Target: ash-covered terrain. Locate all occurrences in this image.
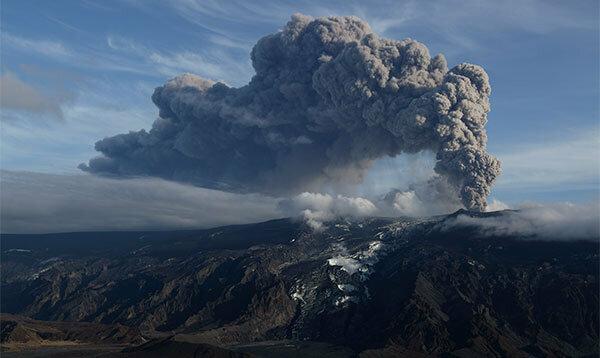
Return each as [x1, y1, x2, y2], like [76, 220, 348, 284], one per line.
[1, 210, 598, 357]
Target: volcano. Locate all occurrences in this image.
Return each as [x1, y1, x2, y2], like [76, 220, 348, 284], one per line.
[1, 210, 598, 357]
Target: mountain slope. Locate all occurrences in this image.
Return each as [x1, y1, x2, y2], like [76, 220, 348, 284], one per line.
[1, 212, 598, 356]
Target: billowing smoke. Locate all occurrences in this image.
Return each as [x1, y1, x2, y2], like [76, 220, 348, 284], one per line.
[80, 14, 500, 211]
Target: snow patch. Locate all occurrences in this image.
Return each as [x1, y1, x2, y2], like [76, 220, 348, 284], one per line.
[290, 284, 306, 303]
[327, 240, 386, 279]
[5, 248, 32, 253]
[327, 256, 362, 275]
[335, 295, 359, 306]
[337, 284, 357, 293]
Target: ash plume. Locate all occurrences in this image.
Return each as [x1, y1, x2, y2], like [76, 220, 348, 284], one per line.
[80, 14, 500, 211]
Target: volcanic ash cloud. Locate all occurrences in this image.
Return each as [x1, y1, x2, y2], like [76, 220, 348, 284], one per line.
[80, 14, 501, 211]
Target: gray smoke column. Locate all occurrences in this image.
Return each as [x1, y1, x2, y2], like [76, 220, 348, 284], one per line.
[80, 14, 501, 211]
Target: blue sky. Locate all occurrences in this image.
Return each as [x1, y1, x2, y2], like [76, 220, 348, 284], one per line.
[1, 0, 598, 205]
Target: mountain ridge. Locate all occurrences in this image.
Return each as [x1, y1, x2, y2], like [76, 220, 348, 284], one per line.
[2, 211, 598, 356]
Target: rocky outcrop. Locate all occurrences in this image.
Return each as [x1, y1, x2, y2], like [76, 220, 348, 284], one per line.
[1, 313, 143, 349]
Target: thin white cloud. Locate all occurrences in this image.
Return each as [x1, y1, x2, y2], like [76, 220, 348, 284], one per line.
[1, 33, 72, 59]
[2, 32, 153, 77]
[107, 35, 252, 85]
[441, 202, 599, 241]
[3, 29, 251, 86]
[167, 0, 288, 28]
[207, 34, 251, 51]
[495, 128, 600, 190]
[44, 15, 88, 35]
[164, 0, 597, 51]
[148, 51, 248, 84]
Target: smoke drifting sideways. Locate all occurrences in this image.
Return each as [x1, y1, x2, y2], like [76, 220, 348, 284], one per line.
[440, 202, 600, 241]
[80, 14, 500, 211]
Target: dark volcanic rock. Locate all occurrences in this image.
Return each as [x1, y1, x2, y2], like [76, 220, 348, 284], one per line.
[1, 213, 598, 356]
[117, 336, 252, 357]
[1, 313, 143, 348]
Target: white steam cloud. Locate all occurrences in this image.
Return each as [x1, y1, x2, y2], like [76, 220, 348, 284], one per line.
[442, 202, 599, 241]
[280, 192, 377, 230]
[2, 170, 595, 242]
[80, 14, 500, 211]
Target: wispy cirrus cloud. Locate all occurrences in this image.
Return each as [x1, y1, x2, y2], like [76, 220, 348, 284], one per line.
[495, 128, 600, 191]
[2, 32, 149, 76]
[1, 33, 72, 60]
[106, 35, 252, 85]
[2, 30, 252, 86]
[163, 0, 597, 51]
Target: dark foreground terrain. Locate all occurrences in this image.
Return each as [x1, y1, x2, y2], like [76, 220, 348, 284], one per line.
[1, 210, 598, 357]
